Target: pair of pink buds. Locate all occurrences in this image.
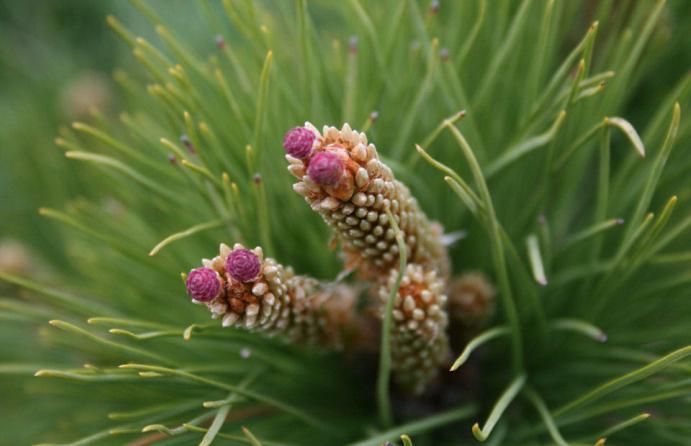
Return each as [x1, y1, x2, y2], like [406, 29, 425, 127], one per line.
[186, 249, 261, 302]
[283, 126, 344, 186]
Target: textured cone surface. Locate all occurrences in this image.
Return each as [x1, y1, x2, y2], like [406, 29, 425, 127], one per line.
[379, 263, 451, 394]
[286, 123, 449, 278]
[189, 243, 357, 349]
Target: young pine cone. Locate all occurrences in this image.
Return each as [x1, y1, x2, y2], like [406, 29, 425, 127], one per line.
[448, 271, 496, 329]
[379, 263, 451, 395]
[283, 123, 449, 278]
[185, 243, 358, 349]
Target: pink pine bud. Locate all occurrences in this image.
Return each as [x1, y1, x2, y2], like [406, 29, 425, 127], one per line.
[225, 249, 261, 283]
[186, 267, 222, 302]
[283, 127, 315, 159]
[307, 152, 344, 186]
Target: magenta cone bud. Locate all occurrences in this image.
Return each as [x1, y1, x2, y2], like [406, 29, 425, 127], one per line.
[186, 267, 222, 302]
[283, 127, 315, 159]
[225, 249, 261, 283]
[307, 152, 344, 186]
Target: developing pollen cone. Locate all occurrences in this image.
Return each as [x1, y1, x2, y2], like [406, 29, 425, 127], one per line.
[185, 243, 358, 349]
[379, 263, 451, 394]
[448, 271, 496, 329]
[283, 123, 449, 278]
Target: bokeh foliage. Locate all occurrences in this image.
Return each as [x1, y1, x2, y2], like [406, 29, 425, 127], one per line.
[1, 0, 690, 445]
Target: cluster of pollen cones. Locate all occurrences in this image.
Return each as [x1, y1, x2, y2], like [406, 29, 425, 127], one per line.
[185, 123, 495, 395]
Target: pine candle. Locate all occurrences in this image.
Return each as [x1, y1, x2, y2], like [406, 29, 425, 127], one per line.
[186, 243, 359, 350]
[284, 123, 449, 279]
[379, 263, 450, 394]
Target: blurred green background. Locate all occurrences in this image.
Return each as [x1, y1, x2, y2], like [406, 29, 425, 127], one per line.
[1, 1, 690, 444]
[1, 0, 213, 267]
